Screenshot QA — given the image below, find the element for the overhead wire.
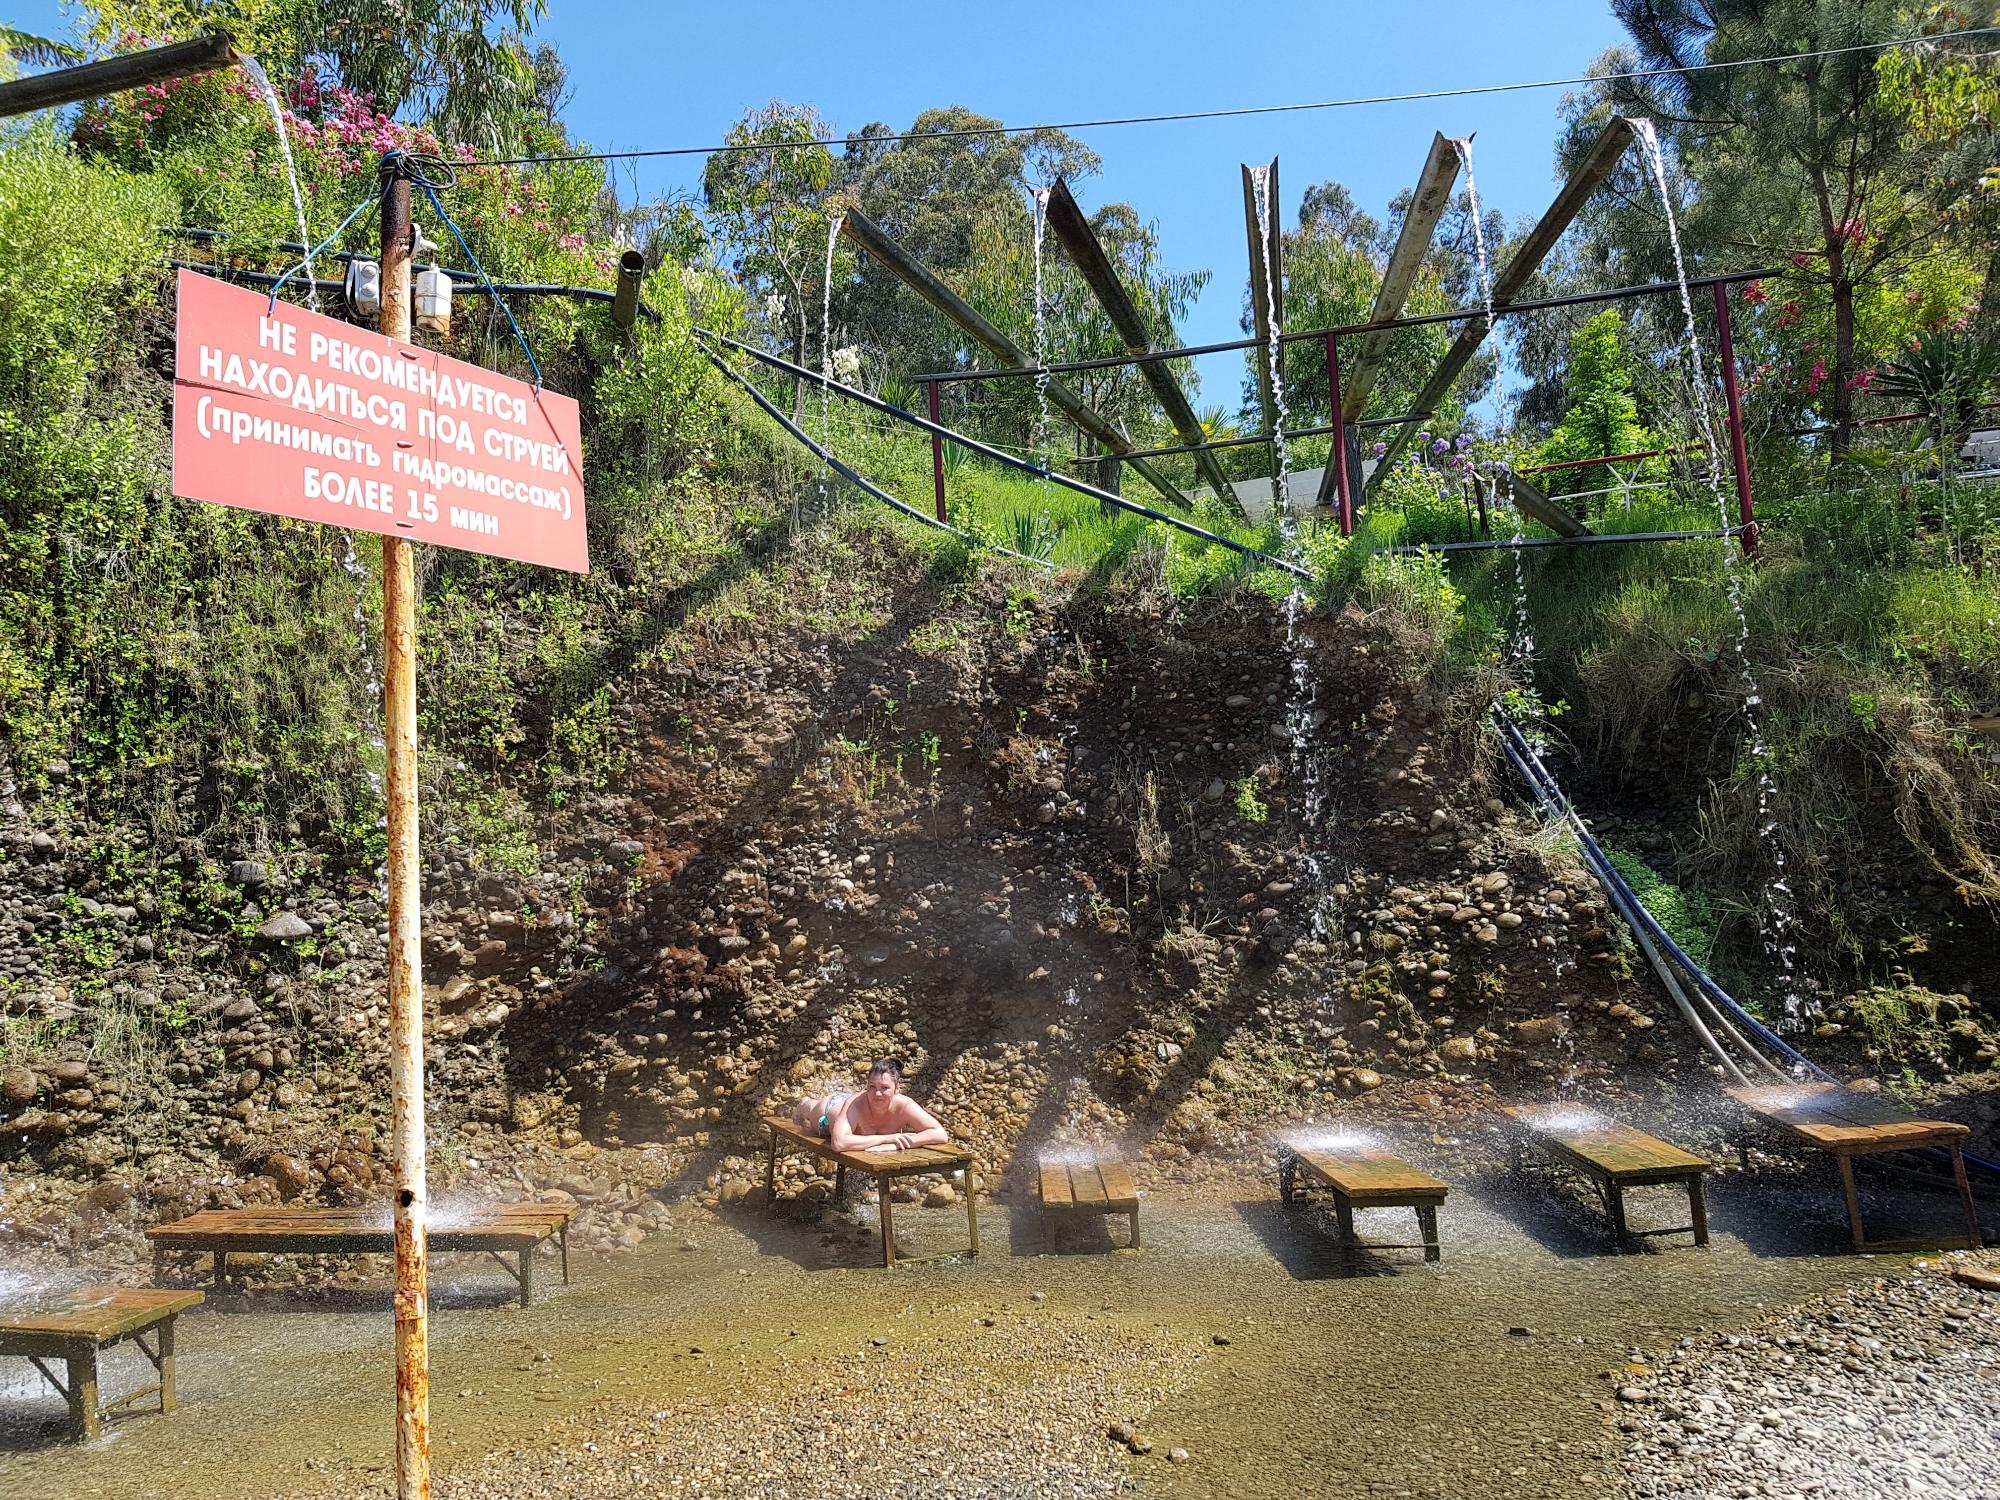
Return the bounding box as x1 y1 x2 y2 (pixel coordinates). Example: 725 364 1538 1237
463 27 1999 168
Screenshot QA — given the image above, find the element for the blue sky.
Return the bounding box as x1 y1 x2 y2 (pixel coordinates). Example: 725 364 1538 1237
23 0 1636 395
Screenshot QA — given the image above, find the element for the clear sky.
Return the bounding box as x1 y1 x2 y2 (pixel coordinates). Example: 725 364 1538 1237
21 0 1637 392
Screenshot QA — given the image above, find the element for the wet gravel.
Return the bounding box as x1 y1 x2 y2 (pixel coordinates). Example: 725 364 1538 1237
1617 1255 2000 1500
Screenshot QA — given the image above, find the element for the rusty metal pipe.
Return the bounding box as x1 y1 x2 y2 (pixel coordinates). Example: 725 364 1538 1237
610 249 646 332
378 155 431 1500
0 33 235 118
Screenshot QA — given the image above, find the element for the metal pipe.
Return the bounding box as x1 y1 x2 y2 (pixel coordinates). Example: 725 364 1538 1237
926 378 946 523
1516 442 1706 476
916 266 1784 384
165 259 658 318
377 154 431 1500
1043 178 1236 499
1324 332 1354 535
610 249 645 332
839 208 1192 508
695 327 1311 580
1712 279 1759 559
1374 526 1737 557
696 340 1051 570
0 33 235 118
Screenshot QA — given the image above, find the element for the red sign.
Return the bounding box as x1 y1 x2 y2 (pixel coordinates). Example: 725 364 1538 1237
171 269 588 573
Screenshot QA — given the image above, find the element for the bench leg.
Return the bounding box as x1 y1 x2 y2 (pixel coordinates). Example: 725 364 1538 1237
560 1223 571 1285
158 1318 177 1414
1837 1153 1866 1251
1607 1184 1630 1241
877 1177 896 1268
964 1167 980 1259
212 1251 228 1291
764 1129 778 1215
1688 1175 1710 1248
1417 1204 1441 1263
835 1163 847 1202
1278 1151 1297 1205
67 1351 100 1442
153 1245 166 1285
519 1246 535 1308
1951 1145 1983 1248
1333 1193 1356 1246
1128 1208 1141 1250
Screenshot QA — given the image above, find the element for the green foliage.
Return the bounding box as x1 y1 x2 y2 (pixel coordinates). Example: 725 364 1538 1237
1603 844 1718 968
1232 775 1269 824
1533 311 1660 500
1876 326 2000 445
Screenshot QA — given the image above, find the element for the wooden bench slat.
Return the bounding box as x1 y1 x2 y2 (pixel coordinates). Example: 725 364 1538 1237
1290 1143 1448 1203
1094 1161 1140 1211
1726 1085 1968 1150
1039 1160 1074 1209
1070 1165 1109 1208
1503 1106 1709 1179
0 1287 204 1344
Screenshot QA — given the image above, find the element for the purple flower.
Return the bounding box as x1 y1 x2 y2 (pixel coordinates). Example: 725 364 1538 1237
1417 430 1432 444
1456 434 1475 450
1370 441 1387 458
1431 438 1451 456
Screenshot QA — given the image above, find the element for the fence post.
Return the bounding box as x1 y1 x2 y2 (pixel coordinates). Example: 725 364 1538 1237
1323 331 1354 536
926 378 946 523
1711 280 1759 559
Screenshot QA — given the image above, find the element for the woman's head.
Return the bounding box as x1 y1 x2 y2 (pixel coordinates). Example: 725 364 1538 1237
864 1058 902 1101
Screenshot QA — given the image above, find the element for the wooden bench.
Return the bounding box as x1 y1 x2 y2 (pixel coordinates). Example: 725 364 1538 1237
761 1114 979 1268
1727 1083 1983 1251
146 1202 575 1307
1038 1154 1140 1252
1 1285 203 1441
1278 1136 1448 1261
1502 1104 1710 1247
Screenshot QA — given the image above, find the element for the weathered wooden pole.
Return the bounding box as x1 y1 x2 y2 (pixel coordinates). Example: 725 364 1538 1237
378 152 431 1500
609 249 646 334
0 32 235 118
1711 280 1759 559
839 209 1193 509
1042 178 1235 501
926 378 947 523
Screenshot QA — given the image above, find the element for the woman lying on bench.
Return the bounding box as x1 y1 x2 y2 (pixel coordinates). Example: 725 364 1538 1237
791 1059 950 1152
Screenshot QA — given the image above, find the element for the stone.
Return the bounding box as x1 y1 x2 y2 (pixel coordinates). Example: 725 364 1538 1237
923 1184 957 1208
223 998 259 1022
1440 1036 1479 1065
52 1060 89 1084
229 859 269 888
1107 1421 1135 1445
1128 1435 1154 1456
1 1067 37 1105
28 831 56 856
256 911 313 942
267 1153 313 1199
606 840 645 864
1168 1448 1191 1465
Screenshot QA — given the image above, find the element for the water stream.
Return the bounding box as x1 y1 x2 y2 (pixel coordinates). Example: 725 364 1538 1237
1030 187 1054 462
235 54 319 312
1631 119 1807 1024
819 213 843 492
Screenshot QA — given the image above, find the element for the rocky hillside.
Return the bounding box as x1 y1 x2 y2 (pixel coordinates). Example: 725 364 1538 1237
0 516 1724 1268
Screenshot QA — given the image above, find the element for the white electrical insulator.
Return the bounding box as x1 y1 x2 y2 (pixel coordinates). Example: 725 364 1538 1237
414 263 453 335
344 258 381 319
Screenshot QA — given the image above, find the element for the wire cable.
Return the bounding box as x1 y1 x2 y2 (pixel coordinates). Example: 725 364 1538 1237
415 180 542 387
464 28 1999 167
265 192 377 311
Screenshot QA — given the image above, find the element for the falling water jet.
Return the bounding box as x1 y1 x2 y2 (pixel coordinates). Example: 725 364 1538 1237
1630 118 1808 1024
818 212 843 496
234 53 319 312
1247 168 1334 939
1030 187 1055 461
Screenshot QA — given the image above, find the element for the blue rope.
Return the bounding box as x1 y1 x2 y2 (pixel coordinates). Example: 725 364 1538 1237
418 182 543 389
266 194 376 313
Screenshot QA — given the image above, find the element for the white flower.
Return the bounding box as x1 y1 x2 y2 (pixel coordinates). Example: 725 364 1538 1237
831 346 862 383
764 292 787 322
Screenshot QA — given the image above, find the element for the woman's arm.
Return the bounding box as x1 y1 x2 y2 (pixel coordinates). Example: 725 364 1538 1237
891 1097 949 1147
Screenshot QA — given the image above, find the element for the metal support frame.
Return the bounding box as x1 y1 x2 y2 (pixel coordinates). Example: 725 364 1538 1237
840 209 1191 508
1712 280 1760 559
926 379 947 522
1323 332 1355 535
1043 178 1235 500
